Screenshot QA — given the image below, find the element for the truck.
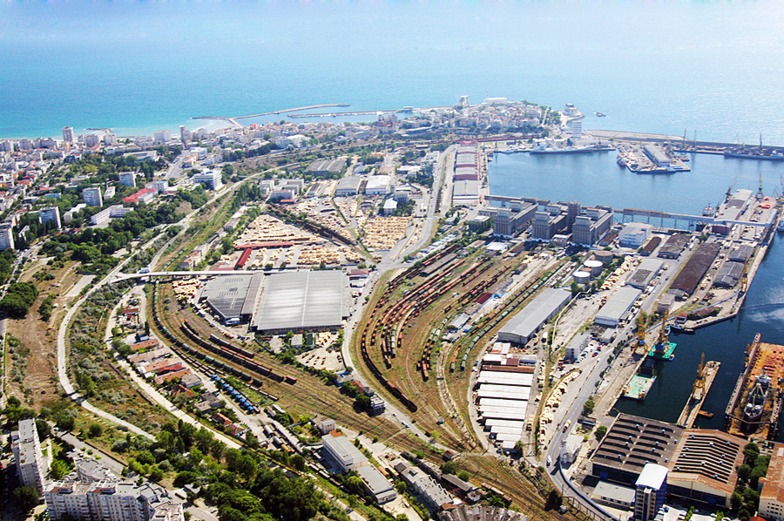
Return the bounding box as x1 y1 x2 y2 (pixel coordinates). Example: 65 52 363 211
562 419 572 433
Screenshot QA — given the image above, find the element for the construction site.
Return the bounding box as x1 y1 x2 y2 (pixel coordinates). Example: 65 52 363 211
724 333 784 440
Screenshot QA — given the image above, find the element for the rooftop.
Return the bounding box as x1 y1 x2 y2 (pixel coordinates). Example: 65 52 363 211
668 429 744 496
253 270 347 332
636 463 668 490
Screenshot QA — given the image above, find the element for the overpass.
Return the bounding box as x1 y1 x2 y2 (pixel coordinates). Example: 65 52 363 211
111 270 260 283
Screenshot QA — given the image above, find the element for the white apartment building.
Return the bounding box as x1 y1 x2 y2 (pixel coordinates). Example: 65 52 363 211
11 419 47 493
83 186 103 207
0 223 14 251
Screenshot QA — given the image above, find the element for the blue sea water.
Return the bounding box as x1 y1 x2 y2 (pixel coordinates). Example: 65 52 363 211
2 2 784 141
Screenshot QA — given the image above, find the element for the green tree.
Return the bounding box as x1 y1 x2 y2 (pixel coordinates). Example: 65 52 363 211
544 490 563 511
87 423 103 438
440 461 457 475
583 397 595 416
594 425 608 441
12 486 40 512
50 459 71 480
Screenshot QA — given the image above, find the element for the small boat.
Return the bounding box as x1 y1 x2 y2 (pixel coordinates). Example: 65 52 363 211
594 112 606 117
697 410 714 419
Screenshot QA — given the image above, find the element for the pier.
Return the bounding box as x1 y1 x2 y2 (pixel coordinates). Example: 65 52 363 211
677 360 720 428
192 104 351 122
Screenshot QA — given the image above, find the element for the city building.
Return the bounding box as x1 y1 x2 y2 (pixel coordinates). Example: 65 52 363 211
0 223 14 251
153 129 172 144
634 464 668 521
619 223 654 249
118 172 137 187
91 205 133 226
467 215 492 233
759 443 784 519
39 206 62 230
45 457 183 521
62 126 75 144
364 175 391 196
193 170 223 190
82 186 103 207
11 419 48 493
151 180 168 193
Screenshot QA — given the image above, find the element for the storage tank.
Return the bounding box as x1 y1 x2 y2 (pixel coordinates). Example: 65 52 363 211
573 271 591 285
592 250 614 266
584 260 604 277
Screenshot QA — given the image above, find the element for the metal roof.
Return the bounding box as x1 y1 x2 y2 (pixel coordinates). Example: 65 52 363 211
253 270 347 332
595 286 640 326
498 288 570 342
201 275 259 322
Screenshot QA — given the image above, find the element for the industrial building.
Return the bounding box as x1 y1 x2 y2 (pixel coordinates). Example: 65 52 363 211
571 206 614 246
321 432 397 503
451 180 480 207
642 145 671 168
759 443 784 520
590 414 683 486
395 461 453 514
619 222 653 248
199 273 262 324
11 419 47 493
669 242 721 299
591 482 636 511
626 259 664 290
481 201 537 238
334 176 364 197
666 429 744 509
306 158 347 177
595 286 641 327
715 189 754 222
253 270 348 333
530 205 569 241
497 288 570 344
467 215 492 233
713 261 744 288
657 234 689 259
728 244 754 263
364 174 391 196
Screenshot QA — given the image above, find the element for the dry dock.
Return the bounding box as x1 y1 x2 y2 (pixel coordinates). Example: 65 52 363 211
724 334 784 440
677 359 720 428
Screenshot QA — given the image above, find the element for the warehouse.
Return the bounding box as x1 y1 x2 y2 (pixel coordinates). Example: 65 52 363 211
476 372 533 387
451 180 480 207
594 286 641 327
364 175 391 196
497 288 570 345
334 176 364 197
306 158 346 177
253 270 348 333
669 242 721 298
728 244 754 263
626 258 663 289
199 273 263 324
657 233 690 259
713 261 744 288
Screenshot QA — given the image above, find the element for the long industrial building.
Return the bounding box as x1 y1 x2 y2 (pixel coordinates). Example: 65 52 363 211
595 286 641 327
253 270 348 333
497 288 570 345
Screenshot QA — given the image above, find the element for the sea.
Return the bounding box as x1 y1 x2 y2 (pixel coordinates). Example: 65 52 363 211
3 1 784 431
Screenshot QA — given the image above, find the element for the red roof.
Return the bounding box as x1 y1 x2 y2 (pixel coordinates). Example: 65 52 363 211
234 241 294 249
123 188 155 204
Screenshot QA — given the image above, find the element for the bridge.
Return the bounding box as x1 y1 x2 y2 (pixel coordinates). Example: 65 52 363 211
111 270 260 283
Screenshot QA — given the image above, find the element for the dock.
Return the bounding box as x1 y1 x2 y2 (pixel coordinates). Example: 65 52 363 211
622 374 656 400
677 360 720 428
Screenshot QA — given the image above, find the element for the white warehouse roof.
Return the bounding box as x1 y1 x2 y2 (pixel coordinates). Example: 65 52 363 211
595 286 641 327
498 288 571 344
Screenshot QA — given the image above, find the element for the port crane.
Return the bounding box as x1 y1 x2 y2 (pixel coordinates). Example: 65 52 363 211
651 308 671 358
692 352 706 398
634 312 647 353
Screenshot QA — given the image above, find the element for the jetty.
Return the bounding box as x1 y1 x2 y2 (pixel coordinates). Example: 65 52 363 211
676 356 720 428
192 104 351 122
